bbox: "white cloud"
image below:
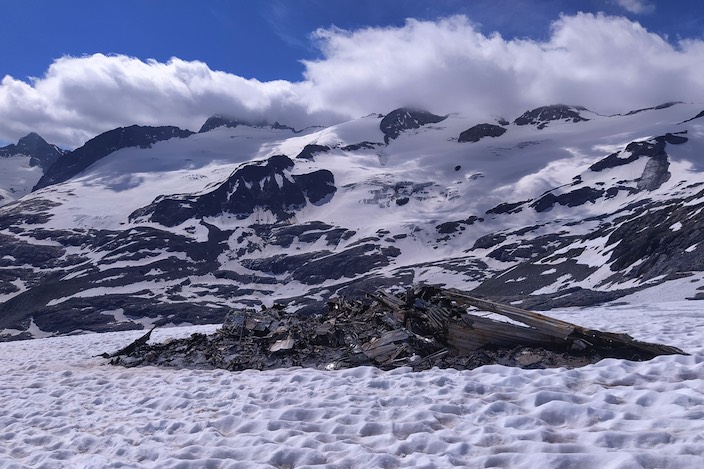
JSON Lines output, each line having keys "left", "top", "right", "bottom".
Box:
{"left": 614, "top": 0, "right": 655, "bottom": 14}
{"left": 1, "top": 12, "right": 703, "bottom": 148}
{"left": 0, "top": 55, "right": 343, "bottom": 147}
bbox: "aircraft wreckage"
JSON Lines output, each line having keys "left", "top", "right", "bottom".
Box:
{"left": 105, "top": 286, "right": 686, "bottom": 371}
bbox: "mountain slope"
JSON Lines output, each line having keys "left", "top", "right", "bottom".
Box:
{"left": 33, "top": 125, "right": 193, "bottom": 191}
{"left": 0, "top": 133, "right": 65, "bottom": 205}
{"left": 3, "top": 103, "right": 704, "bottom": 339}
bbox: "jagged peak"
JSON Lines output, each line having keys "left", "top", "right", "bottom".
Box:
{"left": 380, "top": 107, "right": 448, "bottom": 143}
{"left": 17, "top": 132, "right": 48, "bottom": 145}
{"left": 198, "top": 115, "right": 296, "bottom": 134}
{"left": 513, "top": 104, "right": 590, "bottom": 129}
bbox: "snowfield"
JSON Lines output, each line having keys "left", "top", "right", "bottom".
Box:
{"left": 1, "top": 302, "right": 703, "bottom": 468}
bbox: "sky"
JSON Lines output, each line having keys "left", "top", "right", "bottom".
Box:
{"left": 1, "top": 0, "right": 704, "bottom": 148}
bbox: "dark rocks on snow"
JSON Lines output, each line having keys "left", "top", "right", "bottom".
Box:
{"left": 624, "top": 101, "right": 681, "bottom": 116}
{"left": 199, "top": 115, "right": 296, "bottom": 133}
{"left": 0, "top": 132, "right": 65, "bottom": 170}
{"left": 198, "top": 115, "right": 246, "bottom": 133}
{"left": 458, "top": 123, "right": 507, "bottom": 143}
{"left": 590, "top": 133, "right": 685, "bottom": 176}
{"left": 435, "top": 216, "right": 482, "bottom": 234}
{"left": 472, "top": 233, "right": 507, "bottom": 250}
{"left": 266, "top": 221, "right": 355, "bottom": 248}
{"left": 130, "top": 155, "right": 337, "bottom": 226}
{"left": 242, "top": 243, "right": 401, "bottom": 285}
{"left": 606, "top": 197, "right": 704, "bottom": 279}
{"left": 487, "top": 234, "right": 564, "bottom": 263}
{"left": 341, "top": 141, "right": 384, "bottom": 151}
{"left": 532, "top": 187, "right": 605, "bottom": 212}
{"left": 513, "top": 105, "right": 589, "bottom": 129}
{"left": 34, "top": 125, "right": 194, "bottom": 190}
{"left": 682, "top": 109, "right": 704, "bottom": 124}
{"left": 295, "top": 144, "right": 331, "bottom": 160}
{"left": 486, "top": 200, "right": 530, "bottom": 215}
{"left": 380, "top": 108, "right": 448, "bottom": 144}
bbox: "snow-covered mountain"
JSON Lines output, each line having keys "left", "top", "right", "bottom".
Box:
{"left": 3, "top": 102, "right": 704, "bottom": 339}
{"left": 0, "top": 133, "right": 65, "bottom": 205}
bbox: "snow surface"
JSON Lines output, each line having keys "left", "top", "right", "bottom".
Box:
{"left": 1, "top": 303, "right": 703, "bottom": 468}
{"left": 0, "top": 155, "right": 42, "bottom": 204}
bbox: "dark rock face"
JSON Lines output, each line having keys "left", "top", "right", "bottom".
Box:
{"left": 198, "top": 115, "right": 245, "bottom": 133}
{"left": 199, "top": 115, "right": 296, "bottom": 133}
{"left": 514, "top": 105, "right": 589, "bottom": 129}
{"left": 130, "top": 155, "right": 337, "bottom": 227}
{"left": 532, "top": 187, "right": 605, "bottom": 212}
{"left": 589, "top": 134, "right": 686, "bottom": 191}
{"left": 380, "top": 108, "right": 447, "bottom": 143}
{"left": 625, "top": 102, "right": 681, "bottom": 116}
{"left": 341, "top": 141, "right": 383, "bottom": 151}
{"left": 590, "top": 135, "right": 683, "bottom": 173}
{"left": 606, "top": 195, "right": 704, "bottom": 280}
{"left": 486, "top": 201, "right": 529, "bottom": 215}
{"left": 296, "top": 144, "right": 331, "bottom": 160}
{"left": 0, "top": 132, "right": 65, "bottom": 170}
{"left": 458, "top": 123, "right": 507, "bottom": 143}
{"left": 682, "top": 110, "right": 704, "bottom": 124}
{"left": 33, "top": 125, "right": 194, "bottom": 190}
{"left": 242, "top": 243, "right": 401, "bottom": 285}
{"left": 436, "top": 216, "right": 482, "bottom": 234}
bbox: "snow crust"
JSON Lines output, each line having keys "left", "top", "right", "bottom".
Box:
{"left": 1, "top": 303, "right": 703, "bottom": 468}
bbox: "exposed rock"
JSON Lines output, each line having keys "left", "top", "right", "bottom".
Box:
{"left": 532, "top": 187, "right": 605, "bottom": 212}
{"left": 130, "top": 155, "right": 337, "bottom": 226}
{"left": 435, "top": 216, "right": 482, "bottom": 234}
{"left": 380, "top": 108, "right": 447, "bottom": 143}
{"left": 34, "top": 125, "right": 194, "bottom": 190}
{"left": 341, "top": 141, "right": 384, "bottom": 151}
{"left": 198, "top": 115, "right": 296, "bottom": 133}
{"left": 0, "top": 132, "right": 65, "bottom": 170}
{"left": 198, "top": 115, "right": 246, "bottom": 133}
{"left": 514, "top": 104, "right": 589, "bottom": 129}
{"left": 458, "top": 123, "right": 507, "bottom": 143}
{"left": 625, "top": 102, "right": 681, "bottom": 116}
{"left": 606, "top": 196, "right": 704, "bottom": 279}
{"left": 486, "top": 200, "right": 529, "bottom": 215}
{"left": 296, "top": 144, "right": 331, "bottom": 160}
{"left": 590, "top": 134, "right": 685, "bottom": 175}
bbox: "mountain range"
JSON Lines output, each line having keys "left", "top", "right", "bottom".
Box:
{"left": 2, "top": 102, "right": 704, "bottom": 340}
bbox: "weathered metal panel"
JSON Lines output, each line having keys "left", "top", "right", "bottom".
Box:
{"left": 445, "top": 289, "right": 575, "bottom": 339}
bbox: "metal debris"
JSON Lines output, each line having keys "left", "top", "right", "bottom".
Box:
{"left": 106, "top": 286, "right": 686, "bottom": 371}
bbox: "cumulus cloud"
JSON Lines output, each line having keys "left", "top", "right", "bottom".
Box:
{"left": 0, "top": 54, "right": 343, "bottom": 147}
{"left": 614, "top": 0, "right": 655, "bottom": 14}
{"left": 1, "top": 12, "right": 703, "bottom": 147}
{"left": 303, "top": 13, "right": 702, "bottom": 122}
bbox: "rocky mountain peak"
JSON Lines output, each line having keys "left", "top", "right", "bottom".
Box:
{"left": 513, "top": 104, "right": 589, "bottom": 129}
{"left": 0, "top": 132, "right": 65, "bottom": 171}
{"left": 380, "top": 107, "right": 448, "bottom": 143}
{"left": 199, "top": 115, "right": 296, "bottom": 134}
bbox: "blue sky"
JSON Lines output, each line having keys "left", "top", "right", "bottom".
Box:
{"left": 2, "top": 0, "right": 701, "bottom": 82}
{"left": 1, "top": 0, "right": 704, "bottom": 147}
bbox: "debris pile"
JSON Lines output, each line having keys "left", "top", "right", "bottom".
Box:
{"left": 107, "top": 286, "right": 686, "bottom": 371}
